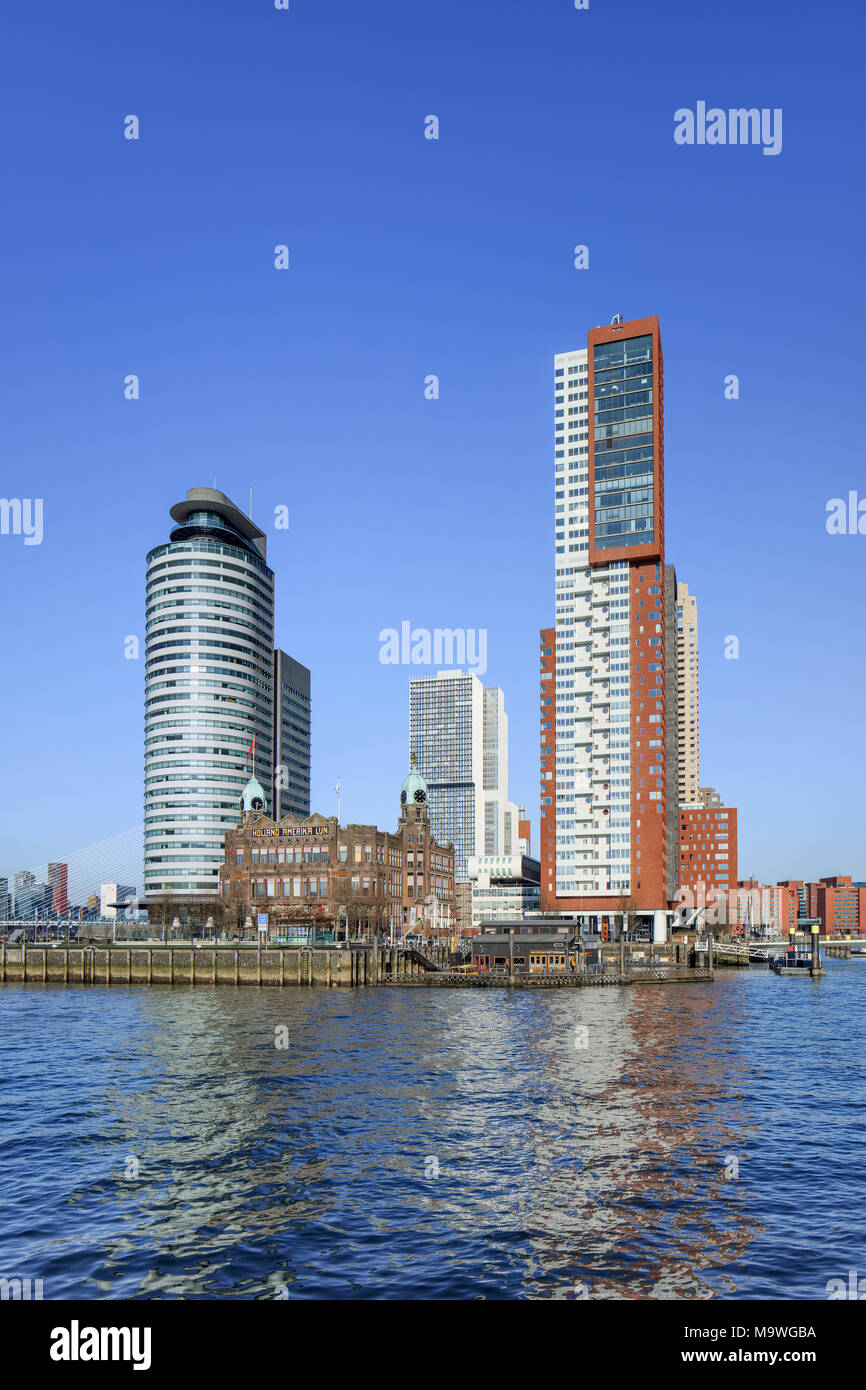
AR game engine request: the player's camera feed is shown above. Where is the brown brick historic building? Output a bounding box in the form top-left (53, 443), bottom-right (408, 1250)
top-left (219, 758), bottom-right (454, 938)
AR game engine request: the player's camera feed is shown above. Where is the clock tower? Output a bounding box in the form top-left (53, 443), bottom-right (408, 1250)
top-left (400, 752), bottom-right (429, 824)
top-left (400, 754), bottom-right (435, 932)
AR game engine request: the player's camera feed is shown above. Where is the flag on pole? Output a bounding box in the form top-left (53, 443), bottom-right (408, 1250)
top-left (245, 736), bottom-right (255, 769)
top-left (335, 777), bottom-right (341, 795)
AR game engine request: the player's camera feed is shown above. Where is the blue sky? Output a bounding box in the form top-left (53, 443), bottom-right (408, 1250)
top-left (1, 0), bottom-right (864, 893)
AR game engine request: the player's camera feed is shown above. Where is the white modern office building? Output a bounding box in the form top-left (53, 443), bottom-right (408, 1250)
top-left (466, 853), bottom-right (541, 926)
top-left (409, 670), bottom-right (521, 883)
top-left (144, 488), bottom-right (276, 899)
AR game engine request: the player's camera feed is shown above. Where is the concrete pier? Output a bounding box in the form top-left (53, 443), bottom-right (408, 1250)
top-left (0, 943), bottom-right (429, 988)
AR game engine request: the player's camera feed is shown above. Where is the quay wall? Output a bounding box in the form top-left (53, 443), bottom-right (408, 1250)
top-left (0, 945), bottom-right (714, 990)
top-left (0, 944), bottom-right (425, 989)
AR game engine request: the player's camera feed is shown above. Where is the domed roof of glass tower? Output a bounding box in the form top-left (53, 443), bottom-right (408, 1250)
top-left (241, 774), bottom-right (267, 814)
top-left (400, 755), bottom-right (427, 806)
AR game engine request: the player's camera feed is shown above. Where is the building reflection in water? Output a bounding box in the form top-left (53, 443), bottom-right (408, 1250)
top-left (27, 979), bottom-right (768, 1297)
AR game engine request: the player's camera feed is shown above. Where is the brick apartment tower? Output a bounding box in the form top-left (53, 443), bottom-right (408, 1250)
top-left (48, 862), bottom-right (68, 916)
top-left (541, 315), bottom-right (668, 914)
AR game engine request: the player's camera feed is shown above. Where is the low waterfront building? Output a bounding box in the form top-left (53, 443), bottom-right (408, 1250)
top-left (219, 761), bottom-right (454, 937)
top-left (471, 930), bottom-right (578, 975)
top-left (466, 853), bottom-right (541, 927)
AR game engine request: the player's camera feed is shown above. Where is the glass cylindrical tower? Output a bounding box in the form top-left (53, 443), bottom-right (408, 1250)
top-left (144, 488), bottom-right (274, 900)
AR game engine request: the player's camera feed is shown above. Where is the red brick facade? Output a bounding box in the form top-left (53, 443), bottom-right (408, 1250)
top-left (539, 627), bottom-right (556, 911)
top-left (679, 806), bottom-right (738, 897)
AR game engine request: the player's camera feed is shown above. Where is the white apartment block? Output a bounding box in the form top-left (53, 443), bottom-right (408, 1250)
top-left (552, 348), bottom-right (634, 898)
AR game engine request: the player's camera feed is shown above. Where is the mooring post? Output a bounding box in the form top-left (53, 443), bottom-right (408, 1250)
top-left (280, 949), bottom-right (285, 987)
top-left (1, 940), bottom-right (5, 984)
top-left (22, 940), bottom-right (26, 982)
top-left (148, 949), bottom-right (153, 985)
top-left (169, 948), bottom-right (174, 986)
top-left (372, 933), bottom-right (379, 983)
top-left (509, 928), bottom-right (515, 984)
top-left (190, 949), bottom-right (195, 986)
top-left (620, 933), bottom-right (626, 977)
top-left (811, 924), bottom-right (821, 977)
top-left (707, 934), bottom-right (713, 971)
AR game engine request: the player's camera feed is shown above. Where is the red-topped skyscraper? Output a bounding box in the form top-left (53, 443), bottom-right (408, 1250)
top-left (540, 315), bottom-right (675, 919)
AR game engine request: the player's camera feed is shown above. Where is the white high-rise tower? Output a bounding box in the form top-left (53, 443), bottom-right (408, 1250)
top-left (144, 488), bottom-right (275, 899)
top-left (409, 671), bottom-right (519, 882)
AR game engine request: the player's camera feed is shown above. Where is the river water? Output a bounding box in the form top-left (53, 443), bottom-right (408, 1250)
top-left (0, 963), bottom-right (862, 1299)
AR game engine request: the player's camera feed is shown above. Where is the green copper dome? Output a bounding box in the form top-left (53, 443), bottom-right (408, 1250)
top-left (241, 774), bottom-right (267, 813)
top-left (401, 757), bottom-right (428, 806)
